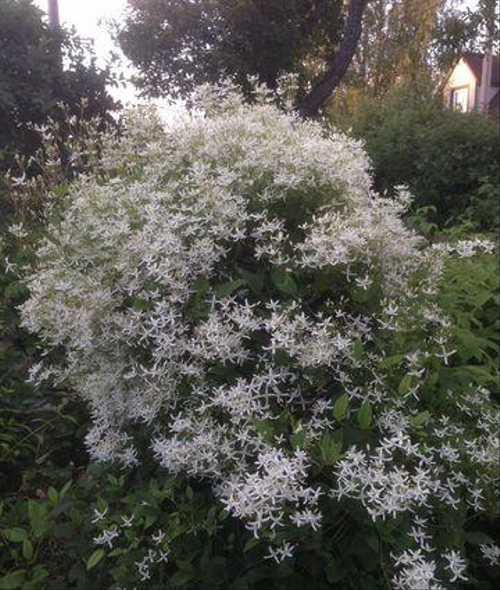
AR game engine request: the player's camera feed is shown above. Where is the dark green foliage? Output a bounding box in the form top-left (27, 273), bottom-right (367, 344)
top-left (0, 463), bottom-right (385, 589)
top-left (0, 220), bottom-right (91, 588)
top-left (331, 88), bottom-right (500, 230)
top-left (116, 0), bottom-right (343, 99)
top-left (0, 0), bottom-right (118, 176)
top-left (439, 253), bottom-right (499, 397)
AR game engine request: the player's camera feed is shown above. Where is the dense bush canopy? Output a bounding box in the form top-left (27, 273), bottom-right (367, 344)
top-left (18, 85), bottom-right (500, 589)
top-left (331, 88), bottom-right (500, 231)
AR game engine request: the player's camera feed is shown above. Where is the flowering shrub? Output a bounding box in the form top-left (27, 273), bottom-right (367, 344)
top-left (20, 84), bottom-right (499, 589)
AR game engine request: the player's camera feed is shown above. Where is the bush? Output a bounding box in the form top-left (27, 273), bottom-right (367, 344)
top-left (0, 111), bottom-right (109, 588)
top-left (11, 84), bottom-right (500, 589)
top-left (331, 88), bottom-right (500, 231)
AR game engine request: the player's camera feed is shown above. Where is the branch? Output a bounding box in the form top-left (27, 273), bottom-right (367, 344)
top-left (298, 0), bottom-right (370, 118)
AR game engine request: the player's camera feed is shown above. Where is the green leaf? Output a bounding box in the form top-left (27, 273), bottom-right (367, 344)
top-left (28, 501), bottom-right (48, 539)
top-left (170, 570), bottom-right (194, 588)
top-left (324, 558), bottom-right (344, 583)
top-left (86, 549), bottom-right (105, 571)
top-left (3, 528), bottom-right (27, 543)
top-left (59, 480), bottom-right (72, 499)
top-left (254, 420), bottom-right (275, 443)
top-left (68, 563), bottom-right (85, 583)
top-left (0, 571), bottom-right (25, 590)
top-left (131, 297), bottom-right (151, 312)
top-left (108, 548), bottom-right (128, 558)
top-left (271, 268), bottom-right (298, 297)
top-left (411, 411), bottom-right (430, 429)
top-left (215, 279), bottom-right (246, 299)
top-left (243, 537), bottom-right (260, 553)
top-left (357, 402), bottom-right (372, 430)
top-left (144, 512), bottom-right (158, 529)
top-left (22, 539), bottom-right (33, 561)
top-left (48, 487), bottom-right (58, 505)
top-left (218, 508), bottom-right (230, 521)
top-left (465, 531), bottom-right (494, 545)
top-left (238, 269), bottom-right (264, 295)
top-left (333, 394), bottom-right (349, 422)
top-left (318, 434), bottom-right (342, 466)
top-left (291, 430), bottom-right (306, 450)
top-left (380, 354), bottom-right (405, 369)
top-left (189, 277), bottom-right (210, 308)
top-left (398, 375), bottom-right (413, 396)
top-left (352, 339), bottom-right (364, 360)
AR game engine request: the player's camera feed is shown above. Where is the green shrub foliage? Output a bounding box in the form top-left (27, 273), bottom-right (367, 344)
top-left (332, 88), bottom-right (500, 231)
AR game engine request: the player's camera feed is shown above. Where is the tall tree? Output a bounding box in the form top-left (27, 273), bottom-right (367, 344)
top-left (477, 0), bottom-right (499, 52)
top-left (349, 0), bottom-right (447, 96)
top-left (298, 0), bottom-right (369, 116)
top-left (0, 0), bottom-right (118, 175)
top-left (117, 0), bottom-right (369, 116)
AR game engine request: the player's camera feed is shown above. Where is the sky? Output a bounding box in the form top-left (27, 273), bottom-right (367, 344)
top-left (34, 0), bottom-right (481, 106)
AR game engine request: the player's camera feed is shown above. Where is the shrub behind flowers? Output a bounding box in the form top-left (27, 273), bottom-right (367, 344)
top-left (329, 87), bottom-right (500, 232)
top-left (19, 83), bottom-right (499, 589)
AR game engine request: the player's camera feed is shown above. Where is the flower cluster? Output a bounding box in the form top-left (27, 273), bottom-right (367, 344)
top-left (21, 83), bottom-right (499, 588)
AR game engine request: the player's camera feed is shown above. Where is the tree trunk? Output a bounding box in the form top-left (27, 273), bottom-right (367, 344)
top-left (47, 0), bottom-right (62, 68)
top-left (48, 0), bottom-right (60, 30)
top-left (298, 0), bottom-right (370, 118)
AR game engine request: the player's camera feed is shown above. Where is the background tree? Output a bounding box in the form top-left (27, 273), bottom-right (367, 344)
top-left (117, 0), bottom-right (344, 99)
top-left (348, 0), bottom-right (448, 96)
top-left (117, 0), bottom-right (370, 116)
top-left (47, 0), bottom-right (61, 30)
top-left (0, 0), bottom-right (119, 178)
top-left (477, 0), bottom-right (499, 52)
top-left (297, 0), bottom-right (369, 116)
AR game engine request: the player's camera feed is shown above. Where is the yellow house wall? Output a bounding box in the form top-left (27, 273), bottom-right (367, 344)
top-left (444, 59), bottom-right (477, 110)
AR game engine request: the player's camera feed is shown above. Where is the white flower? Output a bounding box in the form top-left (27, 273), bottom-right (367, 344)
top-left (443, 550), bottom-right (468, 582)
top-left (91, 507), bottom-right (108, 524)
top-left (135, 556), bottom-right (152, 581)
top-left (480, 543), bottom-right (500, 566)
top-left (290, 509), bottom-right (322, 531)
top-left (265, 542), bottom-right (296, 563)
top-left (93, 527), bottom-right (120, 549)
top-left (392, 550), bottom-right (444, 590)
top-left (157, 549), bottom-right (169, 563)
top-left (120, 514), bottom-right (134, 528)
top-left (151, 529), bottom-right (166, 545)
top-left (8, 222), bottom-right (28, 239)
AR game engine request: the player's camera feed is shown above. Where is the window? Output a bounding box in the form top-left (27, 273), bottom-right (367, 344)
top-left (451, 87), bottom-right (469, 112)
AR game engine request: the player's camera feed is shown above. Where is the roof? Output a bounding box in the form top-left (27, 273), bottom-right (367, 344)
top-left (463, 53), bottom-right (500, 87)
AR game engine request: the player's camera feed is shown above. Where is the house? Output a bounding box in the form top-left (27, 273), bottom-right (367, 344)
top-left (444, 53), bottom-right (499, 116)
